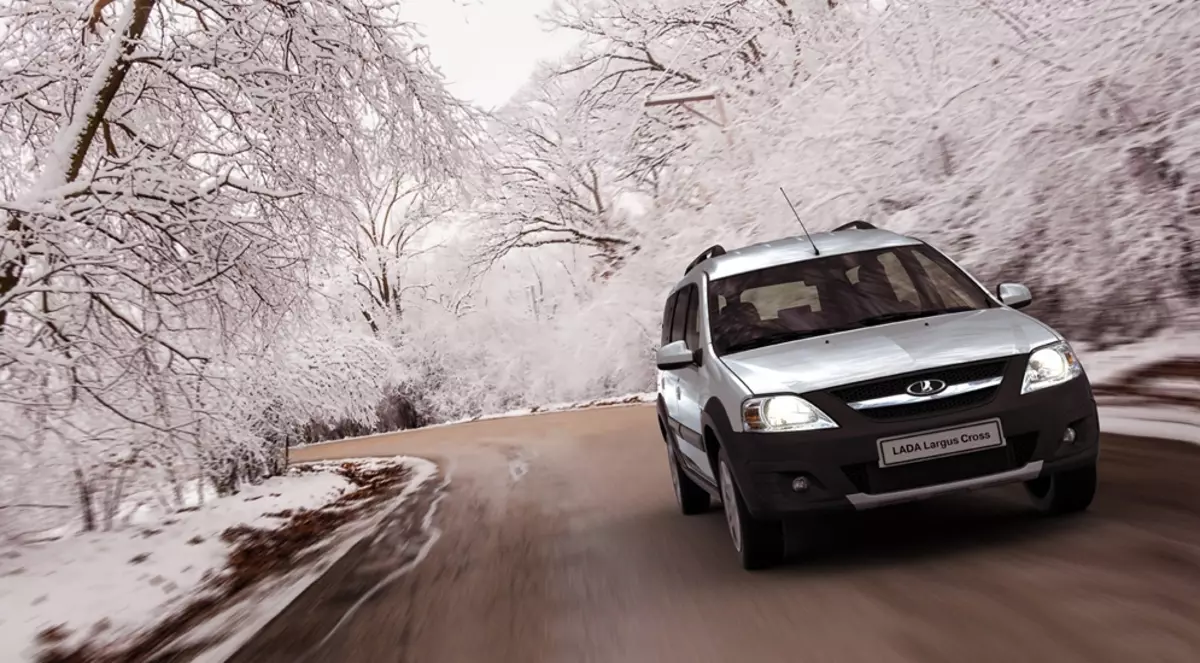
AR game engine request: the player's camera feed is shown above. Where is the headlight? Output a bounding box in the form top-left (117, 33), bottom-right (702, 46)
top-left (1021, 341), bottom-right (1083, 394)
top-left (742, 395), bottom-right (837, 432)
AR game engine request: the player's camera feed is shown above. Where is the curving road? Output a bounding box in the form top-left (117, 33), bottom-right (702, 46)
top-left (232, 404), bottom-right (1200, 663)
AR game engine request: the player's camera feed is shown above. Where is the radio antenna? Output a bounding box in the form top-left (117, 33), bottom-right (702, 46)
top-left (780, 187), bottom-right (819, 255)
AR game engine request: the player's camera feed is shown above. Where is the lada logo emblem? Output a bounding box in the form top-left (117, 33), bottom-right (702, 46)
top-left (906, 379), bottom-right (947, 396)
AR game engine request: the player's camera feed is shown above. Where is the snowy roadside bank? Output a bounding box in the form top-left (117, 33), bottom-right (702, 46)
top-left (296, 392), bottom-right (657, 449)
top-left (1077, 330), bottom-right (1200, 444)
top-left (0, 457), bottom-right (440, 663)
top-left (1074, 328), bottom-right (1199, 387)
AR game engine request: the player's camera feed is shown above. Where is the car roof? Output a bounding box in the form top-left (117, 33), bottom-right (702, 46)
top-left (680, 227), bottom-right (922, 286)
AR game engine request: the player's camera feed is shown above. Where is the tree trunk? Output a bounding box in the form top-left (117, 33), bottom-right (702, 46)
top-left (74, 468), bottom-right (96, 532)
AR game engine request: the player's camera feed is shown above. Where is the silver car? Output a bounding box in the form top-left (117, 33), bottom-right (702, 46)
top-left (655, 222), bottom-right (1099, 570)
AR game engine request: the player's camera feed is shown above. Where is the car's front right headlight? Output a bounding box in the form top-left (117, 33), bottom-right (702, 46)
top-left (1021, 341), bottom-right (1083, 394)
top-left (742, 395), bottom-right (838, 432)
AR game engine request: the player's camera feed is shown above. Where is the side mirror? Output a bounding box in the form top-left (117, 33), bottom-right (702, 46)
top-left (997, 282), bottom-right (1033, 309)
top-left (656, 340), bottom-right (697, 370)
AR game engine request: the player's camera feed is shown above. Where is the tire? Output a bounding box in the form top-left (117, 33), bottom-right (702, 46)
top-left (718, 451), bottom-right (784, 570)
top-left (1025, 462), bottom-right (1097, 515)
top-left (667, 439), bottom-right (711, 515)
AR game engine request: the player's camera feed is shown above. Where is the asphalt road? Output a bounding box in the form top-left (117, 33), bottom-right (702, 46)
top-left (231, 404), bottom-right (1200, 663)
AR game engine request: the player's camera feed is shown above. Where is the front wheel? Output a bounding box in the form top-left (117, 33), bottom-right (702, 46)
top-left (1025, 462), bottom-right (1097, 515)
top-left (718, 452), bottom-right (784, 570)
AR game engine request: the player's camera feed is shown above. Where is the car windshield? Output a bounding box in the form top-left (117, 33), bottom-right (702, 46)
top-left (707, 244), bottom-right (995, 356)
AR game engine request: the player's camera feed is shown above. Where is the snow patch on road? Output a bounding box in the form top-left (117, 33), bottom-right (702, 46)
top-left (508, 457), bottom-right (530, 483)
top-left (188, 457), bottom-right (441, 663)
top-left (0, 457), bottom-right (437, 662)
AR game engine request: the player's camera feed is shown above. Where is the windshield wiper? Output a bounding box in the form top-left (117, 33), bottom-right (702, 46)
top-left (721, 325), bottom-right (861, 354)
top-left (856, 306), bottom-right (975, 327)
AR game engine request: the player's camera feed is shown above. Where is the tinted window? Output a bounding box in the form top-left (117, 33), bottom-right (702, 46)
top-left (913, 251), bottom-right (982, 309)
top-left (661, 294), bottom-right (676, 345)
top-left (670, 286), bottom-right (691, 343)
top-left (684, 285), bottom-right (700, 350)
top-left (707, 244), bottom-right (993, 355)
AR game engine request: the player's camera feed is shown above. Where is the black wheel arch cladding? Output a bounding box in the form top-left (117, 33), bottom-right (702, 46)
top-left (703, 397), bottom-right (735, 469)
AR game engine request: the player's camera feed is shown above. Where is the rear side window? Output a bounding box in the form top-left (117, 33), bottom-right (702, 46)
top-left (670, 287), bottom-right (691, 343)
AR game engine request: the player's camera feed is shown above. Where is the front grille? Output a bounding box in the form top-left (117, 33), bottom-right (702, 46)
top-left (828, 358), bottom-right (1010, 421)
top-left (830, 358), bottom-right (1009, 404)
top-left (858, 389), bottom-right (997, 420)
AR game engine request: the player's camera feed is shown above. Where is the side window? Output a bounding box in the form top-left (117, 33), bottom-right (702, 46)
top-left (913, 252), bottom-right (977, 308)
top-left (684, 285), bottom-right (700, 350)
top-left (661, 294), bottom-right (676, 345)
top-left (670, 287), bottom-right (690, 343)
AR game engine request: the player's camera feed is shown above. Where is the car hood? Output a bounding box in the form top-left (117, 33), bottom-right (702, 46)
top-left (719, 309), bottom-right (1060, 396)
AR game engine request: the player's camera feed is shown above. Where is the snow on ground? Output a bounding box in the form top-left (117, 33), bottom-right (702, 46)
top-left (188, 456), bottom-right (441, 663)
top-left (1075, 329), bottom-right (1200, 444)
top-left (436, 391), bottom-right (657, 427)
top-left (1074, 328), bottom-right (1199, 385)
top-left (0, 457), bottom-right (435, 662)
top-left (1098, 406), bottom-right (1200, 446)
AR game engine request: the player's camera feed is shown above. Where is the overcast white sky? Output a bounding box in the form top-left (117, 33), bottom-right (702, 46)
top-left (402, 0), bottom-right (581, 110)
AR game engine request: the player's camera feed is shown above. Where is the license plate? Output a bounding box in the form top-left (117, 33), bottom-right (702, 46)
top-left (877, 419), bottom-right (1005, 468)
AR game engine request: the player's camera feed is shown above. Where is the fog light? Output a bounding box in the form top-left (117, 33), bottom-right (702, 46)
top-left (791, 476), bottom-right (810, 493)
top-left (1062, 427), bottom-right (1077, 444)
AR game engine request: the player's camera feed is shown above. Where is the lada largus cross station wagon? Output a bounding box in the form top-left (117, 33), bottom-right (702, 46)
top-left (655, 221), bottom-right (1099, 570)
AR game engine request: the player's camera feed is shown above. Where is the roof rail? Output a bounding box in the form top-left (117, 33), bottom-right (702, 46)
top-left (831, 220), bottom-right (876, 232)
top-left (684, 244), bottom-right (726, 275)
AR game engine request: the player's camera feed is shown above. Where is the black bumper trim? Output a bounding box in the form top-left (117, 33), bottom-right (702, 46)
top-left (846, 460), bottom-right (1044, 510)
top-left (712, 366), bottom-right (1099, 520)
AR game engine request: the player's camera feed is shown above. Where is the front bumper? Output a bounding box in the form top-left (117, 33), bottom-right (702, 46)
top-left (720, 368), bottom-right (1100, 519)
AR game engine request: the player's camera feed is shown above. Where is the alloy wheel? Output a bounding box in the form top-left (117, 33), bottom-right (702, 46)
top-left (720, 461), bottom-right (742, 552)
top-left (667, 444), bottom-right (682, 504)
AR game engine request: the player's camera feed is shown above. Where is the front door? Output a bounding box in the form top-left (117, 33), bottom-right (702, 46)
top-left (671, 284), bottom-right (711, 480)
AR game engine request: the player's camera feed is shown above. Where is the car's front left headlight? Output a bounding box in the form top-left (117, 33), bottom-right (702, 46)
top-left (1021, 341), bottom-right (1083, 394)
top-left (743, 395), bottom-right (838, 432)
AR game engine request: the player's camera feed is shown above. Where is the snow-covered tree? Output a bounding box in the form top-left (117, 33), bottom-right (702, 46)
top-left (481, 74), bottom-right (638, 275)
top-left (534, 0), bottom-right (1200, 342)
top-left (0, 0), bottom-right (477, 535)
